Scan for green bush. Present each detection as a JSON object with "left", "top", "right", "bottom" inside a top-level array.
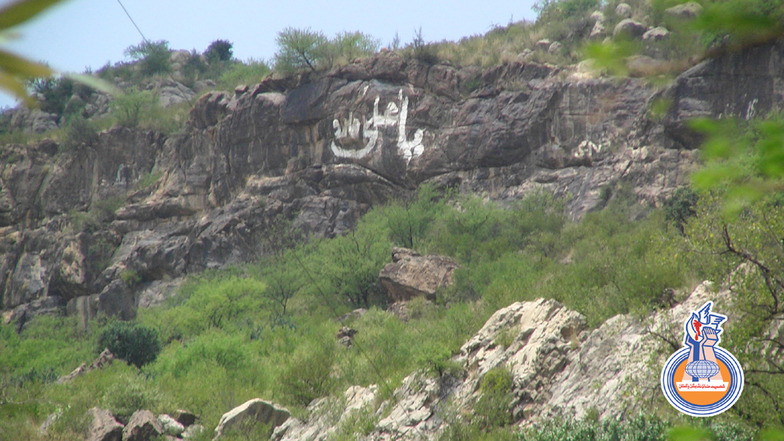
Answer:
[
  {"left": 29, "top": 75, "right": 74, "bottom": 117},
  {"left": 279, "top": 340, "right": 336, "bottom": 405},
  {"left": 204, "top": 39, "right": 234, "bottom": 63},
  {"left": 125, "top": 40, "right": 172, "bottom": 76},
  {"left": 110, "top": 87, "right": 158, "bottom": 127},
  {"left": 665, "top": 186, "right": 698, "bottom": 234},
  {"left": 218, "top": 60, "right": 271, "bottom": 90},
  {"left": 98, "top": 321, "right": 162, "bottom": 368},
  {"left": 102, "top": 374, "right": 162, "bottom": 419},
  {"left": 474, "top": 367, "right": 514, "bottom": 429},
  {"left": 62, "top": 116, "right": 99, "bottom": 150}
]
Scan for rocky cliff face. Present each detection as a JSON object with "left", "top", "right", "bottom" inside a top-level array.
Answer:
[{"left": 2, "top": 40, "right": 781, "bottom": 326}]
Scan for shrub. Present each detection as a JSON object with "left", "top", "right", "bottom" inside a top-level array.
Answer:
[
  {"left": 110, "top": 87, "right": 158, "bottom": 127},
  {"left": 329, "top": 31, "right": 380, "bottom": 63},
  {"left": 204, "top": 39, "right": 234, "bottom": 63},
  {"left": 410, "top": 27, "right": 439, "bottom": 64},
  {"left": 474, "top": 367, "right": 514, "bottom": 429},
  {"left": 30, "top": 75, "right": 74, "bottom": 117},
  {"left": 98, "top": 321, "right": 162, "bottom": 368},
  {"left": 102, "top": 375, "right": 162, "bottom": 419},
  {"left": 279, "top": 341, "right": 336, "bottom": 405},
  {"left": 274, "top": 27, "right": 329, "bottom": 74},
  {"left": 664, "top": 186, "right": 698, "bottom": 234},
  {"left": 62, "top": 116, "right": 99, "bottom": 150},
  {"left": 218, "top": 60, "right": 271, "bottom": 90},
  {"left": 125, "top": 40, "right": 171, "bottom": 76}
]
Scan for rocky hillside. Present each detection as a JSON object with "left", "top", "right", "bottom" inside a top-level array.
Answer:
[{"left": 2, "top": 36, "right": 782, "bottom": 330}]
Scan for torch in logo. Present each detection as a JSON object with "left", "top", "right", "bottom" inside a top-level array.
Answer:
[
  {"left": 682, "top": 302, "right": 725, "bottom": 384},
  {"left": 661, "top": 301, "right": 744, "bottom": 417}
]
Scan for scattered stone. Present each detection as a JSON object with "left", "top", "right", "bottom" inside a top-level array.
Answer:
[
  {"left": 157, "top": 414, "right": 185, "bottom": 436},
  {"left": 589, "top": 10, "right": 604, "bottom": 23},
  {"left": 378, "top": 248, "right": 458, "bottom": 302},
  {"left": 181, "top": 424, "right": 204, "bottom": 440},
  {"left": 386, "top": 302, "right": 409, "bottom": 321},
  {"left": 173, "top": 409, "right": 198, "bottom": 427},
  {"left": 39, "top": 412, "right": 59, "bottom": 436},
  {"left": 235, "top": 85, "right": 249, "bottom": 96},
  {"left": 535, "top": 39, "right": 552, "bottom": 51},
  {"left": 86, "top": 408, "right": 123, "bottom": 441},
  {"left": 665, "top": 1, "right": 703, "bottom": 19},
  {"left": 547, "top": 41, "right": 562, "bottom": 55},
  {"left": 122, "top": 410, "right": 163, "bottom": 441},
  {"left": 615, "top": 3, "right": 632, "bottom": 18},
  {"left": 214, "top": 399, "right": 290, "bottom": 439},
  {"left": 337, "top": 326, "right": 358, "bottom": 347},
  {"left": 643, "top": 26, "right": 670, "bottom": 41},
  {"left": 613, "top": 19, "right": 647, "bottom": 39},
  {"left": 516, "top": 48, "right": 534, "bottom": 62},
  {"left": 589, "top": 21, "right": 606, "bottom": 39},
  {"left": 336, "top": 308, "right": 367, "bottom": 323},
  {"left": 56, "top": 348, "right": 114, "bottom": 384}
]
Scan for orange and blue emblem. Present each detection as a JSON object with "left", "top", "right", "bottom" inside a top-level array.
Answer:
[{"left": 661, "top": 301, "right": 744, "bottom": 417}]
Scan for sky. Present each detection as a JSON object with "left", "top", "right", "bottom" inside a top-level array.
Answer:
[{"left": 0, "top": 0, "right": 538, "bottom": 109}]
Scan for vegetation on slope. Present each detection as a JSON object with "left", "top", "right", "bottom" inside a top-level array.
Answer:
[{"left": 2, "top": 168, "right": 783, "bottom": 438}]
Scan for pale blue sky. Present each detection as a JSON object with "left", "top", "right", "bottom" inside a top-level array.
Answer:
[{"left": 1, "top": 0, "right": 538, "bottom": 109}]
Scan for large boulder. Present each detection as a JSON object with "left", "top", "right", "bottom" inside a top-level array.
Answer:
[
  {"left": 214, "top": 399, "right": 290, "bottom": 439},
  {"left": 665, "top": 1, "right": 703, "bottom": 20},
  {"left": 122, "top": 410, "right": 163, "bottom": 441},
  {"left": 379, "top": 248, "right": 458, "bottom": 302},
  {"left": 86, "top": 408, "right": 123, "bottom": 441},
  {"left": 613, "top": 19, "right": 647, "bottom": 39}
]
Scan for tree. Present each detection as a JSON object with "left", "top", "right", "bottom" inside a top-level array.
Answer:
[
  {"left": 274, "top": 27, "right": 329, "bottom": 73},
  {"left": 204, "top": 39, "right": 233, "bottom": 63},
  {"left": 125, "top": 40, "right": 171, "bottom": 76},
  {"left": 98, "top": 321, "right": 162, "bottom": 369}
]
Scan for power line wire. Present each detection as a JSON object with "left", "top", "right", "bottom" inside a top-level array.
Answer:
[{"left": 116, "top": 0, "right": 149, "bottom": 44}]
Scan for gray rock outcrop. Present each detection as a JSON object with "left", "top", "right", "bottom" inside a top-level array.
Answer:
[{"left": 379, "top": 248, "right": 458, "bottom": 302}]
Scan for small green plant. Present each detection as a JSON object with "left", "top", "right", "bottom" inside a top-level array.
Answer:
[
  {"left": 120, "top": 269, "right": 142, "bottom": 288},
  {"left": 135, "top": 171, "right": 162, "bottom": 191},
  {"left": 494, "top": 327, "right": 516, "bottom": 349},
  {"left": 98, "top": 321, "right": 162, "bottom": 368}
]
